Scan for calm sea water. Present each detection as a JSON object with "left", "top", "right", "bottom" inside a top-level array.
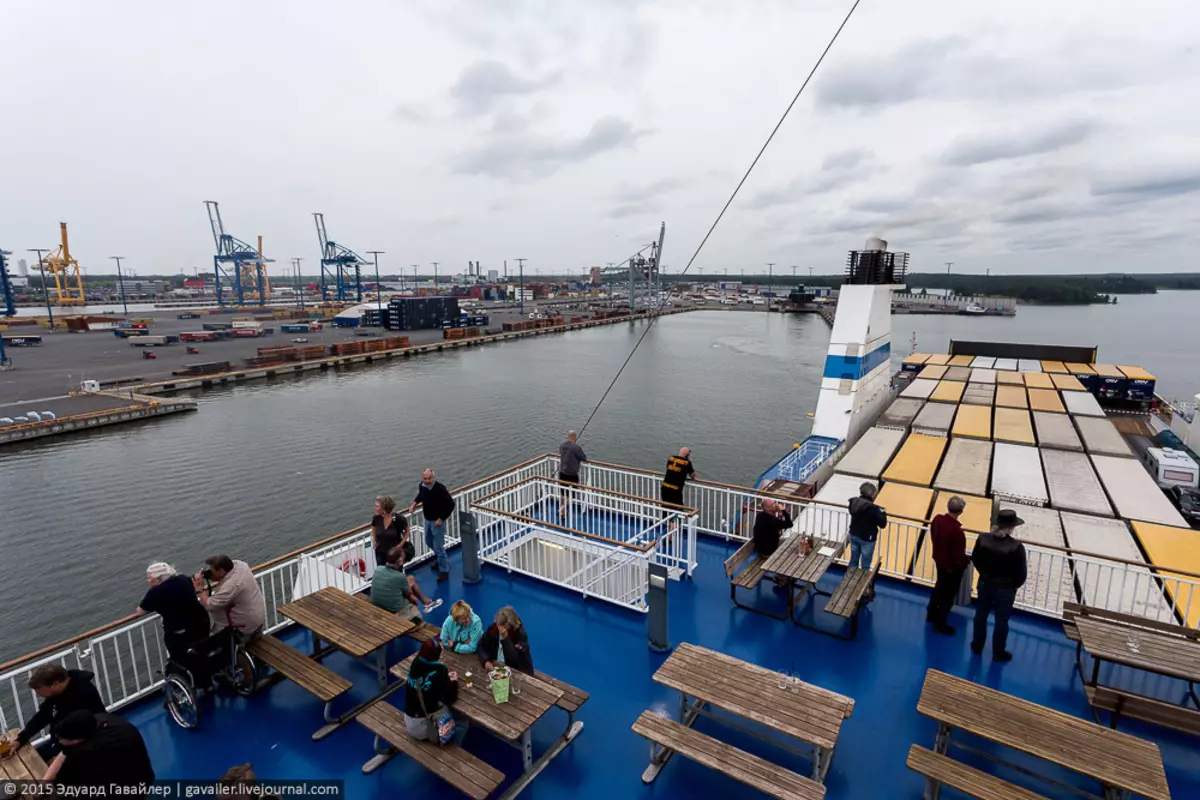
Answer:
[{"left": 2, "top": 293, "right": 1194, "bottom": 661}]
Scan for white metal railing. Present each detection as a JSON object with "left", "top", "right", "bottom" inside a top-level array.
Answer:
[
  {"left": 773, "top": 438, "right": 844, "bottom": 484},
  {"left": 5, "top": 452, "right": 1200, "bottom": 734}
]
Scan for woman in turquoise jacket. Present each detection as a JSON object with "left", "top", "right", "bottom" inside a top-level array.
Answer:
[{"left": 440, "top": 600, "right": 483, "bottom": 654}]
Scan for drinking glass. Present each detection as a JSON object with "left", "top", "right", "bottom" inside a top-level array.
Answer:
[{"left": 776, "top": 671, "right": 789, "bottom": 690}]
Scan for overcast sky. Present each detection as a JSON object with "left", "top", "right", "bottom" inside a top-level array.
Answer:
[{"left": 4, "top": 0, "right": 1199, "bottom": 277}]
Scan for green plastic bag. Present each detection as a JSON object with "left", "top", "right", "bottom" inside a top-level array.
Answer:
[{"left": 490, "top": 668, "right": 510, "bottom": 704}]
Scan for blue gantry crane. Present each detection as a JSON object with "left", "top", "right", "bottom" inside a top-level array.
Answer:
[
  {"left": 0, "top": 247, "right": 13, "bottom": 367},
  {"left": 205, "top": 201, "right": 272, "bottom": 307},
  {"left": 313, "top": 213, "right": 365, "bottom": 303}
]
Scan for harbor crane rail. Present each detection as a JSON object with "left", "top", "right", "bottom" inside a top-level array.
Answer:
[
  {"left": 313, "top": 213, "right": 366, "bottom": 303},
  {"left": 205, "top": 201, "right": 271, "bottom": 307}
]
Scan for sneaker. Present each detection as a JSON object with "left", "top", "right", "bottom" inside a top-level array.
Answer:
[
  {"left": 970, "top": 642, "right": 983, "bottom": 656},
  {"left": 430, "top": 563, "right": 439, "bottom": 573},
  {"left": 437, "top": 572, "right": 449, "bottom": 583},
  {"left": 933, "top": 624, "right": 956, "bottom": 636},
  {"left": 423, "top": 598, "right": 444, "bottom": 614},
  {"left": 993, "top": 650, "right": 1014, "bottom": 663}
]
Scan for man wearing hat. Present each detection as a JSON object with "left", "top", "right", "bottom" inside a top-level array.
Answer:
[
  {"left": 42, "top": 710, "right": 155, "bottom": 794},
  {"left": 970, "top": 508, "right": 1028, "bottom": 662}
]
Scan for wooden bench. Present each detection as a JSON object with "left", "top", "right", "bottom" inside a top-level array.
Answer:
[
  {"left": 632, "top": 710, "right": 825, "bottom": 800},
  {"left": 821, "top": 563, "right": 880, "bottom": 640},
  {"left": 725, "top": 540, "right": 768, "bottom": 590},
  {"left": 246, "top": 634, "right": 352, "bottom": 722},
  {"left": 1086, "top": 685, "right": 1200, "bottom": 737},
  {"left": 358, "top": 701, "right": 504, "bottom": 799},
  {"left": 406, "top": 621, "right": 442, "bottom": 643},
  {"left": 907, "top": 744, "right": 1048, "bottom": 800}
]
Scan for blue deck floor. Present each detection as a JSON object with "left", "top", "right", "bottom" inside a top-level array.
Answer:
[{"left": 124, "top": 537, "right": 1200, "bottom": 799}]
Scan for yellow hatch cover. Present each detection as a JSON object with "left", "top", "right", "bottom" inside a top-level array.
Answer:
[
  {"left": 1050, "top": 373, "right": 1087, "bottom": 392},
  {"left": 1023, "top": 371, "right": 1055, "bottom": 389},
  {"left": 995, "top": 384, "right": 1029, "bottom": 409},
  {"left": 882, "top": 434, "right": 949, "bottom": 487},
  {"left": 930, "top": 380, "right": 966, "bottom": 403},
  {"left": 951, "top": 404, "right": 992, "bottom": 439},
  {"left": 1131, "top": 521, "right": 1200, "bottom": 626},
  {"left": 1027, "top": 388, "right": 1065, "bottom": 414}
]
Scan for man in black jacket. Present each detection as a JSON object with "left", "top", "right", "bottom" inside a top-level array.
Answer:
[
  {"left": 15, "top": 665, "right": 106, "bottom": 755},
  {"left": 847, "top": 482, "right": 887, "bottom": 569},
  {"left": 409, "top": 468, "right": 456, "bottom": 583},
  {"left": 970, "top": 509, "right": 1028, "bottom": 662},
  {"left": 43, "top": 710, "right": 155, "bottom": 796},
  {"left": 752, "top": 498, "right": 793, "bottom": 558}
]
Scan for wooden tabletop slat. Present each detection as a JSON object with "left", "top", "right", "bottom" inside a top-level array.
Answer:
[
  {"left": 653, "top": 643, "right": 852, "bottom": 750},
  {"left": 761, "top": 538, "right": 844, "bottom": 584},
  {"left": 2, "top": 728, "right": 49, "bottom": 782},
  {"left": 391, "top": 651, "right": 562, "bottom": 742},
  {"left": 277, "top": 587, "right": 414, "bottom": 657},
  {"left": 1075, "top": 616, "right": 1200, "bottom": 683},
  {"left": 917, "top": 669, "right": 1170, "bottom": 800}
]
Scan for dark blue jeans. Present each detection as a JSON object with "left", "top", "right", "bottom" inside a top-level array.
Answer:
[{"left": 972, "top": 583, "right": 1016, "bottom": 655}]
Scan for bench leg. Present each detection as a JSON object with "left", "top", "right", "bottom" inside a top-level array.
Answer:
[
  {"left": 497, "top": 721, "right": 583, "bottom": 800},
  {"left": 812, "top": 745, "right": 833, "bottom": 782},
  {"left": 375, "top": 647, "right": 387, "bottom": 690},
  {"left": 361, "top": 735, "right": 396, "bottom": 774},
  {"left": 730, "top": 581, "right": 790, "bottom": 621}
]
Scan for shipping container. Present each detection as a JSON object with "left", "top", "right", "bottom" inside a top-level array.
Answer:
[
  {"left": 991, "top": 443, "right": 1048, "bottom": 505},
  {"left": 1130, "top": 521, "right": 1200, "bottom": 626},
  {"left": 1063, "top": 391, "right": 1105, "bottom": 417},
  {"left": 970, "top": 356, "right": 996, "bottom": 369},
  {"left": 834, "top": 427, "right": 907, "bottom": 479},
  {"left": 1040, "top": 449, "right": 1113, "bottom": 517},
  {"left": 993, "top": 408, "right": 1035, "bottom": 445},
  {"left": 994, "top": 385, "right": 1028, "bottom": 409},
  {"left": 877, "top": 398, "right": 925, "bottom": 429},
  {"left": 917, "top": 365, "right": 947, "bottom": 381},
  {"left": 1092, "top": 364, "right": 1126, "bottom": 400},
  {"left": 1117, "top": 365, "right": 1156, "bottom": 401},
  {"left": 998, "top": 502, "right": 1073, "bottom": 615},
  {"left": 179, "top": 331, "right": 217, "bottom": 342},
  {"left": 1061, "top": 512, "right": 1176, "bottom": 623},
  {"left": 873, "top": 482, "right": 933, "bottom": 574},
  {"left": 969, "top": 368, "right": 997, "bottom": 384},
  {"left": 933, "top": 437, "right": 993, "bottom": 496},
  {"left": 900, "top": 379, "right": 938, "bottom": 400},
  {"left": 128, "top": 335, "right": 171, "bottom": 346},
  {"left": 1090, "top": 455, "right": 1190, "bottom": 526},
  {"left": 1032, "top": 411, "right": 1083, "bottom": 451},
  {"left": 930, "top": 380, "right": 966, "bottom": 404},
  {"left": 944, "top": 366, "right": 971, "bottom": 382},
  {"left": 962, "top": 383, "right": 995, "bottom": 407},
  {"left": 1027, "top": 388, "right": 1065, "bottom": 414},
  {"left": 950, "top": 405, "right": 991, "bottom": 439},
  {"left": 902, "top": 353, "right": 931, "bottom": 373},
  {"left": 911, "top": 402, "right": 955, "bottom": 436},
  {"left": 882, "top": 433, "right": 948, "bottom": 487},
  {"left": 1074, "top": 416, "right": 1134, "bottom": 458},
  {"left": 993, "top": 358, "right": 1018, "bottom": 371},
  {"left": 1050, "top": 373, "right": 1086, "bottom": 393},
  {"left": 1067, "top": 362, "right": 1099, "bottom": 393},
  {"left": 1023, "top": 371, "right": 1054, "bottom": 390},
  {"left": 948, "top": 354, "right": 973, "bottom": 367},
  {"left": 924, "top": 354, "right": 951, "bottom": 366}
]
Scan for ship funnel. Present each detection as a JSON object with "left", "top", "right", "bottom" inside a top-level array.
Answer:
[{"left": 865, "top": 236, "right": 887, "bottom": 251}]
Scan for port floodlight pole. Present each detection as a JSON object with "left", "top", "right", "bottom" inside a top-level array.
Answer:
[
  {"left": 109, "top": 256, "right": 128, "bottom": 315},
  {"left": 291, "top": 258, "right": 304, "bottom": 308},
  {"left": 515, "top": 258, "right": 527, "bottom": 313},
  {"left": 28, "top": 248, "right": 53, "bottom": 329},
  {"left": 368, "top": 251, "right": 385, "bottom": 325},
  {"left": 432, "top": 262, "right": 439, "bottom": 291},
  {"left": 767, "top": 262, "right": 774, "bottom": 310}
]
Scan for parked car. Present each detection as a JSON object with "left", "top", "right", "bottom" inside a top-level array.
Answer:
[{"left": 1166, "top": 485, "right": 1200, "bottom": 527}]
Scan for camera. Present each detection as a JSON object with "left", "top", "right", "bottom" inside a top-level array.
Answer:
[{"left": 201, "top": 568, "right": 214, "bottom": 581}]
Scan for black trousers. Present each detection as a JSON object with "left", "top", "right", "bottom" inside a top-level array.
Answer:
[{"left": 927, "top": 566, "right": 963, "bottom": 625}]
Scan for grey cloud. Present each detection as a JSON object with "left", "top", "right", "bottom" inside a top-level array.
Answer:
[
  {"left": 992, "top": 203, "right": 1070, "bottom": 226},
  {"left": 454, "top": 115, "right": 646, "bottom": 180},
  {"left": 616, "top": 177, "right": 687, "bottom": 203},
  {"left": 450, "top": 60, "right": 559, "bottom": 116},
  {"left": 1091, "top": 169, "right": 1200, "bottom": 200},
  {"left": 940, "top": 120, "right": 1095, "bottom": 166},
  {"left": 821, "top": 148, "right": 872, "bottom": 171},
  {"left": 816, "top": 37, "right": 967, "bottom": 111},
  {"left": 747, "top": 149, "right": 877, "bottom": 210}
]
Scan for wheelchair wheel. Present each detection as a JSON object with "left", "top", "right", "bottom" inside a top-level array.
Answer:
[
  {"left": 164, "top": 673, "right": 200, "bottom": 729},
  {"left": 231, "top": 648, "right": 258, "bottom": 697}
]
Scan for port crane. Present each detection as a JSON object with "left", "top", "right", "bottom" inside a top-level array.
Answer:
[
  {"left": 40, "top": 223, "right": 87, "bottom": 305},
  {"left": 205, "top": 201, "right": 271, "bottom": 306},
  {"left": 596, "top": 222, "right": 666, "bottom": 313},
  {"left": 313, "top": 213, "right": 366, "bottom": 302},
  {"left": 0, "top": 248, "right": 14, "bottom": 318}
]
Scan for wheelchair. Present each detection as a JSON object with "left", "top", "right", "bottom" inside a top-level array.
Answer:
[{"left": 161, "top": 628, "right": 258, "bottom": 730}]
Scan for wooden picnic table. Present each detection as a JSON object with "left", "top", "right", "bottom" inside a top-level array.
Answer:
[
  {"left": 1, "top": 730, "right": 47, "bottom": 798},
  {"left": 392, "top": 649, "right": 564, "bottom": 772},
  {"left": 1074, "top": 615, "right": 1200, "bottom": 704},
  {"left": 278, "top": 586, "right": 414, "bottom": 689},
  {"left": 760, "top": 537, "right": 847, "bottom": 628},
  {"left": 917, "top": 668, "right": 1171, "bottom": 800},
  {"left": 647, "top": 642, "right": 853, "bottom": 782}
]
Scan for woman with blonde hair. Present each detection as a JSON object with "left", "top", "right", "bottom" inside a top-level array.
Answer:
[
  {"left": 439, "top": 600, "right": 483, "bottom": 654},
  {"left": 478, "top": 606, "right": 534, "bottom": 675}
]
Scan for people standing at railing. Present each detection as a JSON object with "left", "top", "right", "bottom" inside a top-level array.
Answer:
[
  {"left": 372, "top": 545, "right": 442, "bottom": 620},
  {"left": 410, "top": 469, "right": 455, "bottom": 583},
  {"left": 478, "top": 606, "right": 534, "bottom": 675},
  {"left": 970, "top": 509, "right": 1028, "bottom": 663},
  {"left": 926, "top": 496, "right": 969, "bottom": 636},
  {"left": 193, "top": 555, "right": 267, "bottom": 676},
  {"left": 848, "top": 483, "right": 887, "bottom": 603},
  {"left": 136, "top": 561, "right": 212, "bottom": 664},
  {"left": 13, "top": 664, "right": 106, "bottom": 757},
  {"left": 371, "top": 496, "right": 411, "bottom": 571},
  {"left": 40, "top": 710, "right": 154, "bottom": 792},
  {"left": 558, "top": 430, "right": 588, "bottom": 519},
  {"left": 440, "top": 600, "right": 484, "bottom": 654},
  {"left": 660, "top": 446, "right": 697, "bottom": 514},
  {"left": 752, "top": 498, "right": 793, "bottom": 558}
]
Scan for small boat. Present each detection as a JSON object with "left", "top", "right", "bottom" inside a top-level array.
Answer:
[
  {"left": 291, "top": 337, "right": 309, "bottom": 343},
  {"left": 963, "top": 303, "right": 986, "bottom": 314}
]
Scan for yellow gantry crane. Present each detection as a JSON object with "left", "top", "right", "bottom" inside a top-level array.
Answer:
[{"left": 42, "top": 222, "right": 87, "bottom": 306}]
